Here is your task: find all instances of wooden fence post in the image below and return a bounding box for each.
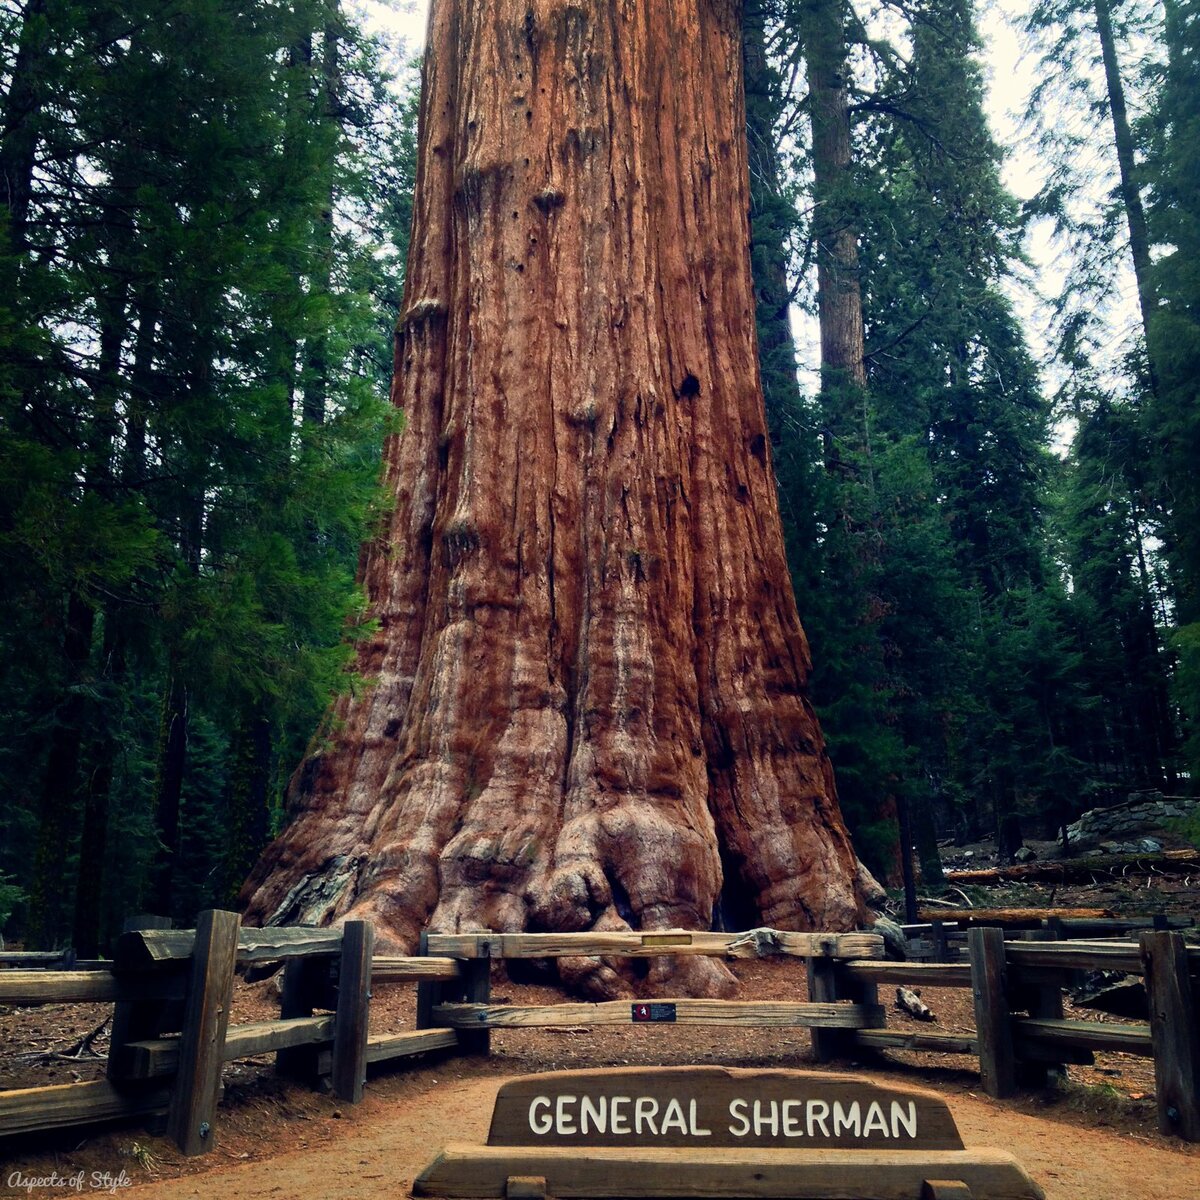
[415,931,439,1030]
[168,909,241,1156]
[416,930,489,1055]
[807,954,877,1062]
[806,957,842,1063]
[1013,934,1067,1088]
[1140,930,1200,1141]
[931,921,948,964]
[332,920,375,1103]
[108,915,176,1100]
[459,941,492,1057]
[969,927,1016,1099]
[276,953,333,1082]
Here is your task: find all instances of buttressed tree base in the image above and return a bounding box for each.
[241,0,873,997]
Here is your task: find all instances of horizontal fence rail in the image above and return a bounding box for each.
[424,930,884,961]
[901,913,1197,964]
[431,1000,887,1030]
[855,1028,979,1054]
[1004,939,1200,975]
[841,961,972,988]
[0,1079,173,1138]
[114,924,346,969]
[0,968,187,1005]
[1014,1017,1152,1055]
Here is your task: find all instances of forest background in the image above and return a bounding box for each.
[0,0,1196,954]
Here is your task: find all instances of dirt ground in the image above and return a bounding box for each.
[3,958,1199,1200]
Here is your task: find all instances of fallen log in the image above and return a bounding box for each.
[1070,973,1148,1020]
[942,849,1200,886]
[916,907,1116,926]
[895,987,936,1022]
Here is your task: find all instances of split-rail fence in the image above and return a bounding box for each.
[1,915,1196,1154]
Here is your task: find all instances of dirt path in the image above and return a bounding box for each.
[117,1073,1198,1200]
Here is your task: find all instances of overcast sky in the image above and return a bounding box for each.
[361,0,429,50]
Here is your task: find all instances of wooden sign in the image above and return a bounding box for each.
[487,1067,964,1152]
[417,1067,1046,1200]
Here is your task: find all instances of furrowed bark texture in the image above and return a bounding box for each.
[242,0,866,994]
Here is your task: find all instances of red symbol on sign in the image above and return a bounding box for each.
[633,1004,650,1021]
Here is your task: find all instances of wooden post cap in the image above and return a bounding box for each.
[505,1176,548,1200]
[923,1182,974,1199]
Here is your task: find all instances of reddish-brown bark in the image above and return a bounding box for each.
[241,0,870,996]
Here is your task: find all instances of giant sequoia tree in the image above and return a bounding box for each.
[242,0,870,992]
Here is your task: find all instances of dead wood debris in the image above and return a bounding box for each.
[14,1015,110,1064]
[895,986,936,1022]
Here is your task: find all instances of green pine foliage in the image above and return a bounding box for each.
[1145,0,1200,777]
[1021,0,1163,382]
[744,0,1191,887]
[853,0,1088,850]
[1055,400,1176,789]
[0,0,418,948]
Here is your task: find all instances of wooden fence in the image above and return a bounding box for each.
[414,927,1200,1143]
[0,913,465,1155]
[2,917,1197,1154]
[844,929,1200,1141]
[901,912,1193,963]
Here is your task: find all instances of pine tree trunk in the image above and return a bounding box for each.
[1093,0,1158,386]
[303,1,340,427]
[742,0,804,445]
[70,246,129,956]
[242,0,868,995]
[1130,510,1177,786]
[28,160,132,949]
[798,0,866,403]
[0,0,50,250]
[72,620,123,957]
[26,590,94,948]
[150,670,188,917]
[221,711,274,907]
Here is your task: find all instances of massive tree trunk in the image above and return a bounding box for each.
[242,0,869,995]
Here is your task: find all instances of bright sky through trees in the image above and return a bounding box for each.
[362,0,429,49]
[366,0,1036,189]
[363,0,1095,392]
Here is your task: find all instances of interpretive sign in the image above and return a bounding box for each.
[631,1003,677,1023]
[488,1067,964,1151]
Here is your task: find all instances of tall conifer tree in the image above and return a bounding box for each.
[0,0,415,947]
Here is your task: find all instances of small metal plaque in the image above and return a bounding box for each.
[632,1002,677,1023]
[640,933,693,947]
